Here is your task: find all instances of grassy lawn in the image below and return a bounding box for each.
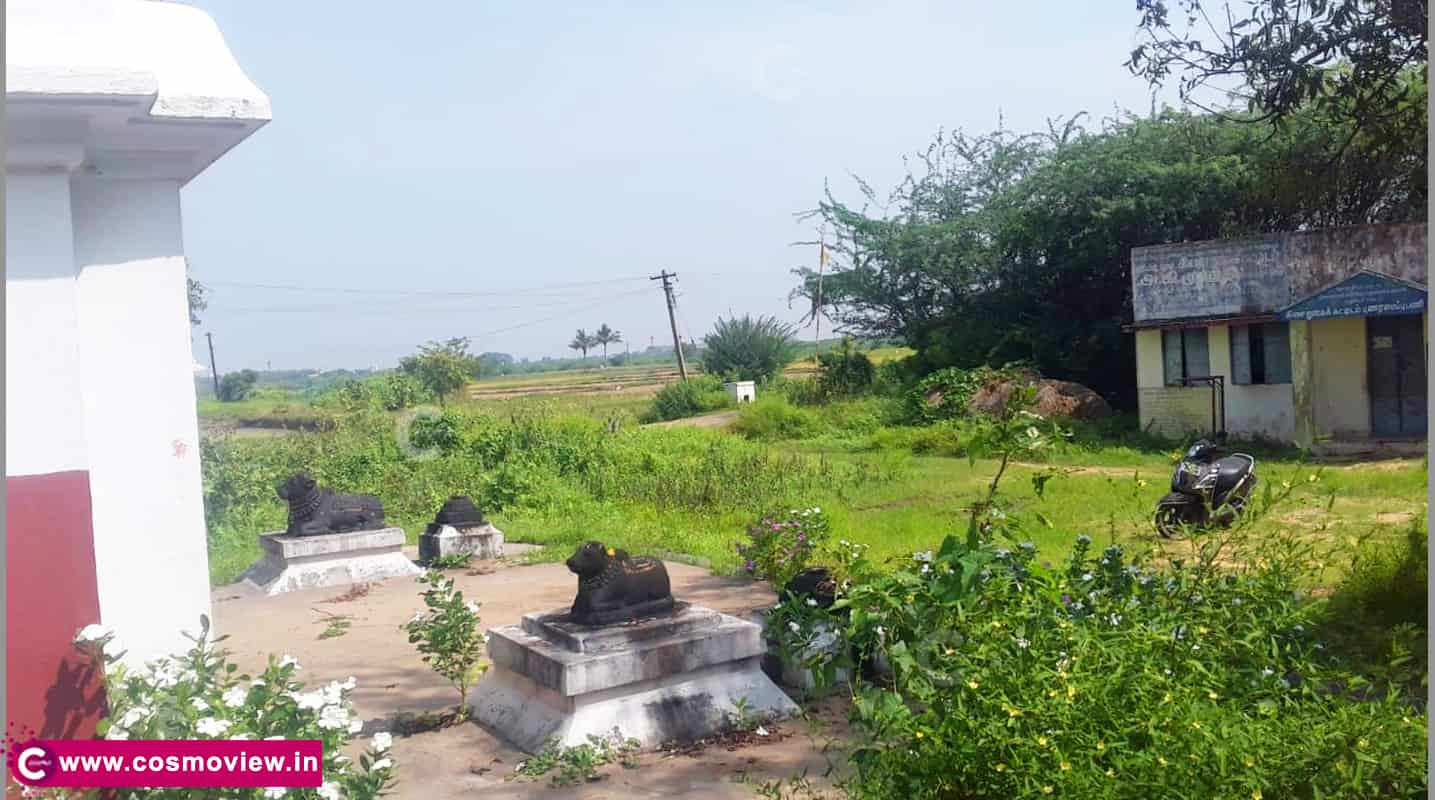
[489,444,1426,583]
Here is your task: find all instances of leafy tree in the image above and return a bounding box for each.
[701,314,797,383]
[568,329,597,360]
[1127,0,1426,142]
[188,278,207,327]
[217,369,258,402]
[399,337,481,404]
[594,324,622,358]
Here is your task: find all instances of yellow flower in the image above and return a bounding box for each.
[1037,736,1049,748]
[1207,690,1219,701]
[1162,692,1173,704]
[1252,790,1263,800]
[1007,707,1023,718]
[1191,721,1202,730]
[1096,741,1106,752]
[1357,738,1368,749]
[1137,479,1149,488]
[1059,761,1071,772]
[1041,787,1053,795]
[1048,689,1058,698]
[1106,768,1115,778]
[944,647,957,656]
[915,731,924,739]
[1067,684,1077,699]
[968,679,980,690]
[1244,757,1256,769]
[995,763,1007,773]
[1307,473,1319,483]
[1281,480,1292,490]
[1158,757,1169,767]
[906,594,916,603]
[1197,626,1209,635]
[606,547,616,557]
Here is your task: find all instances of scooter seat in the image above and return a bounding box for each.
[1211,455,1253,495]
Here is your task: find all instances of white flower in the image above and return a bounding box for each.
[371,732,393,752]
[754,726,770,737]
[1081,572,1094,583]
[1108,614,1122,626]
[913,551,933,562]
[317,705,350,730]
[812,507,821,514]
[222,686,248,708]
[290,691,326,711]
[371,757,393,771]
[263,789,287,799]
[805,598,818,607]
[106,726,129,740]
[1015,637,1030,650]
[349,720,364,734]
[317,784,341,800]
[920,564,931,575]
[191,697,209,712]
[196,718,232,737]
[341,676,357,691]
[466,601,481,615]
[1262,668,1275,677]
[119,707,149,728]
[787,622,801,634]
[250,678,266,687]
[409,611,425,625]
[75,624,114,644]
[279,655,301,670]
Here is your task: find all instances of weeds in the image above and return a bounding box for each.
[315,611,352,640]
[513,731,641,786]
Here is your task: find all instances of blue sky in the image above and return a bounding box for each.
[184,1,1166,371]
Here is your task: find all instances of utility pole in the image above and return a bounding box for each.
[650,270,688,381]
[205,332,221,397]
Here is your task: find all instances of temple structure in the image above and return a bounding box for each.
[6,0,270,737]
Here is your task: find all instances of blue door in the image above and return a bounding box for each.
[1367,315,1427,436]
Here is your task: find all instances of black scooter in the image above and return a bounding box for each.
[1152,377,1258,538]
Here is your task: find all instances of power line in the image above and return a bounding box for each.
[200,274,650,298]
[472,289,652,337]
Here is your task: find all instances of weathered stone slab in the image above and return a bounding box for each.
[418,523,504,562]
[473,603,798,752]
[240,528,421,596]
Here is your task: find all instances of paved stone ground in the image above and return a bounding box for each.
[212,549,849,799]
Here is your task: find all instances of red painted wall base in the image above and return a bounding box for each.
[5,471,106,743]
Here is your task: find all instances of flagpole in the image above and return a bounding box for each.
[815,229,826,358]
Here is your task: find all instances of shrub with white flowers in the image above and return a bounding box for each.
[401,570,487,720]
[65,616,396,800]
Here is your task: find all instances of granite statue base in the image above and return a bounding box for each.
[239,528,421,596]
[418,523,504,563]
[472,602,799,752]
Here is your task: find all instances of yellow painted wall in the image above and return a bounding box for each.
[1309,317,1370,439]
[1135,328,1219,437]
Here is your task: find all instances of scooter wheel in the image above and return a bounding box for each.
[1154,504,1184,539]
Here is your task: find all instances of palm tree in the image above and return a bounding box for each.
[594,324,622,358]
[569,329,595,360]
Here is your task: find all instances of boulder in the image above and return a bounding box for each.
[969,375,1111,421]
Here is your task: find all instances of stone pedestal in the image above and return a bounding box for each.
[239,528,421,596]
[418,523,504,562]
[473,602,798,752]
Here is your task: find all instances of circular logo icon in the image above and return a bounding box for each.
[395,405,444,461]
[14,742,55,785]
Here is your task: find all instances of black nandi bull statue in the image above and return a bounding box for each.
[277,472,386,537]
[565,541,675,626]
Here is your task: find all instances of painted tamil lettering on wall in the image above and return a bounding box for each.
[1280,271,1427,322]
[1132,236,1291,323]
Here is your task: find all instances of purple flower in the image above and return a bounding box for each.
[744,560,755,571]
[1060,594,1072,608]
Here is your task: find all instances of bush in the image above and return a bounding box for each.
[816,337,876,397]
[736,506,830,587]
[403,571,488,719]
[701,314,797,383]
[71,618,396,799]
[731,395,822,440]
[639,376,732,423]
[902,363,1032,424]
[217,369,259,402]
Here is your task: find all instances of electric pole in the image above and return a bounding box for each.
[205,332,221,397]
[650,270,688,381]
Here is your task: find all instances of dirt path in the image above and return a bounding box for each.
[212,554,845,799]
[645,411,741,430]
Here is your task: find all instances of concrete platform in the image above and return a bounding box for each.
[473,602,798,752]
[418,523,504,562]
[239,527,422,596]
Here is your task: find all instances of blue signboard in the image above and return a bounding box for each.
[1279,271,1426,322]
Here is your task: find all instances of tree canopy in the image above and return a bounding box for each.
[399,337,481,403]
